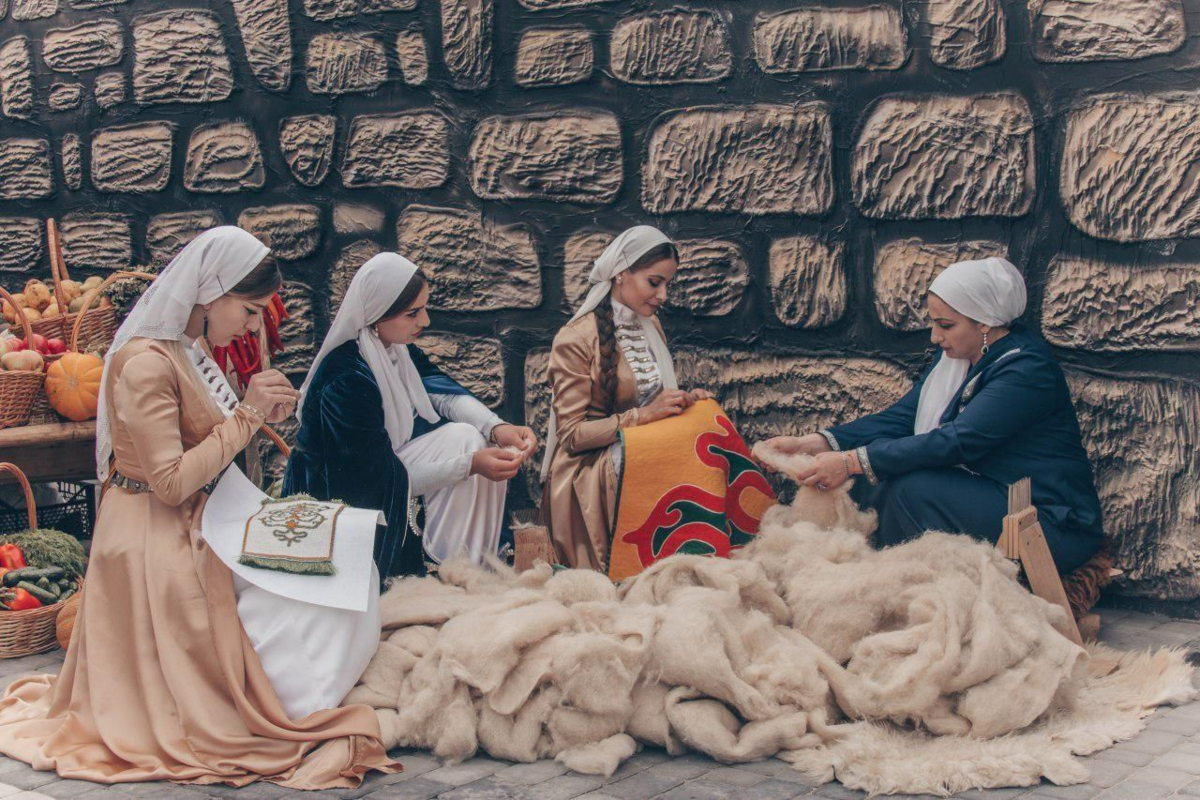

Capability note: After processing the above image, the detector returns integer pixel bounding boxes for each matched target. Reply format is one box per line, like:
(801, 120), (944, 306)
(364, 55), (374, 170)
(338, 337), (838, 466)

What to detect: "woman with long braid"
(542, 226), (713, 571)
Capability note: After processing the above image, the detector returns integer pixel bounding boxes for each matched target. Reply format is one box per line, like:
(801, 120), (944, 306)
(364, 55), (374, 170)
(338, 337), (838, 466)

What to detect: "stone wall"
(2, 0), (1199, 610)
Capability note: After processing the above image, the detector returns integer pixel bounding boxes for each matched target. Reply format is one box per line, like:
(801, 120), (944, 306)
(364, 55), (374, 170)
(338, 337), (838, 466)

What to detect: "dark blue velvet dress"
(826, 326), (1104, 574)
(283, 340), (471, 579)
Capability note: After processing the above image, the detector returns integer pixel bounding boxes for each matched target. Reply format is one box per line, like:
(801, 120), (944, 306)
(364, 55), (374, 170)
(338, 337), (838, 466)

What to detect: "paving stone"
(596, 770), (683, 798)
(700, 767), (766, 787)
(492, 761), (569, 786)
(1136, 765), (1196, 788)
(436, 777), (528, 799)
(522, 775), (605, 800)
(657, 778), (740, 800)
(0, 762), (58, 792)
(597, 757), (653, 784)
(955, 789), (1031, 799)
(1025, 781), (1101, 798)
(1181, 779), (1200, 796)
(370, 777), (454, 799)
(1094, 781), (1172, 799)
(1146, 713), (1200, 736)
(0, 782), (25, 798)
(812, 784), (868, 799)
(645, 760), (713, 782)
(423, 760), (506, 787)
(1081, 757), (1138, 787)
(35, 781), (108, 799)
(1111, 730), (1185, 755)
(1150, 750), (1200, 773)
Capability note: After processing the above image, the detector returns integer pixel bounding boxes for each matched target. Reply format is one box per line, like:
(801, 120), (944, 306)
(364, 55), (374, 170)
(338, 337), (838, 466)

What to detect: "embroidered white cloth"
(240, 497), (346, 576)
(202, 466), (383, 612)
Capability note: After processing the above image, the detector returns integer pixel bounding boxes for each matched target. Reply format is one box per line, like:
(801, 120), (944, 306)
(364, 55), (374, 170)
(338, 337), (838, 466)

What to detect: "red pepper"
(0, 544), (27, 571)
(2, 588), (42, 611)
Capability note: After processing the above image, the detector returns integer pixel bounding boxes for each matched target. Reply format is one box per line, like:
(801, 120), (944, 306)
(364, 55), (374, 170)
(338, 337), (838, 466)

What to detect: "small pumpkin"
(45, 352), (104, 421)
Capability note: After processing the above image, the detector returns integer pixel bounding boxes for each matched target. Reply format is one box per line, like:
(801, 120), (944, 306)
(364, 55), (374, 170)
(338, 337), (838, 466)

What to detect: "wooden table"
(0, 421), (97, 484)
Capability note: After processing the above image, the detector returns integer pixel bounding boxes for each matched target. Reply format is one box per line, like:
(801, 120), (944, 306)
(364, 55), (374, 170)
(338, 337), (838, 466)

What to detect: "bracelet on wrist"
(240, 402), (267, 420)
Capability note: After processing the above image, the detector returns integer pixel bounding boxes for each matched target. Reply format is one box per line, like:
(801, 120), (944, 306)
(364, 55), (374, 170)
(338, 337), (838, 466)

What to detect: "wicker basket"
(68, 269), (156, 355)
(0, 462), (81, 658)
(0, 287), (46, 430)
(29, 219), (120, 353)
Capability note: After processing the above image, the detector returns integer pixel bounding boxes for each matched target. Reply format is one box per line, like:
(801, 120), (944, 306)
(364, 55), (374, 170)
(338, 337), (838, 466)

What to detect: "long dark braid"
(594, 298), (620, 414)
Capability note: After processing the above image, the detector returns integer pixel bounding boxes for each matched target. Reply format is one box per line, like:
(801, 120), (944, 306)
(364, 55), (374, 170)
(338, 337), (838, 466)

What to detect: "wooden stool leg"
(1019, 521), (1083, 646)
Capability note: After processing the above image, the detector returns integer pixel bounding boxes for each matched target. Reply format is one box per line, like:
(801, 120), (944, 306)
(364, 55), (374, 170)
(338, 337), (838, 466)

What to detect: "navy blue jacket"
(283, 340), (471, 578)
(827, 327), (1105, 544)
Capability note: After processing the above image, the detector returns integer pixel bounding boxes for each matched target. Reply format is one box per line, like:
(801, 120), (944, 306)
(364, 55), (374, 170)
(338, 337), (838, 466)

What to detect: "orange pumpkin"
(45, 352), (105, 421)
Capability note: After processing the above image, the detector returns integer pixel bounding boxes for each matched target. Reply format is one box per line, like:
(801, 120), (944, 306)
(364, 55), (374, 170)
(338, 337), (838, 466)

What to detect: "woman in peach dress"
(0, 227), (399, 790)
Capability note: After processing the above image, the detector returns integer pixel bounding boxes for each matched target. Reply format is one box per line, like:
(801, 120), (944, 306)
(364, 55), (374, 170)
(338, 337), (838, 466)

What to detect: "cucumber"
(3, 567), (63, 587)
(36, 577), (50, 591)
(16, 581), (57, 605)
(58, 588), (76, 604)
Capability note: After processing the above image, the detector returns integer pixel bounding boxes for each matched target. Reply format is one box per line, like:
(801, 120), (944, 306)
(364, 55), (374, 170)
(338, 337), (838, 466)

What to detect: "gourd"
(44, 352), (104, 421)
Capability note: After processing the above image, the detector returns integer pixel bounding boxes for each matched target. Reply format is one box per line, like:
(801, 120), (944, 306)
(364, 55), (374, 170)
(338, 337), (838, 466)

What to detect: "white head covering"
(298, 253), (438, 456)
(96, 226), (270, 481)
(540, 225), (680, 480)
(914, 257), (1027, 435)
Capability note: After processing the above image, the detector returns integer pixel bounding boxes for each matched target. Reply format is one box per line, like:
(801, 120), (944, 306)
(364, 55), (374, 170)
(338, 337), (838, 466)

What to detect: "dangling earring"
(980, 330), (990, 356)
(202, 307), (209, 340)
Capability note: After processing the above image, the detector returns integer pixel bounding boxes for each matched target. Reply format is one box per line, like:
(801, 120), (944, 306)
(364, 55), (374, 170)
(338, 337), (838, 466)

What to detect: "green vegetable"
(0, 530), (86, 581)
(2, 566), (64, 587)
(58, 588), (76, 604)
(17, 581), (58, 605)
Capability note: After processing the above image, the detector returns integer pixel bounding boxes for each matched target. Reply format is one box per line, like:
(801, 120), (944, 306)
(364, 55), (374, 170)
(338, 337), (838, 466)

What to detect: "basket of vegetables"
(0, 287), (46, 430)
(0, 462), (86, 658)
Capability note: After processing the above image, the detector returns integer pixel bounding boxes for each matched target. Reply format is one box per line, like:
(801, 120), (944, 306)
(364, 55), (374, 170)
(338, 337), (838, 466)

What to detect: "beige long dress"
(0, 338), (399, 789)
(545, 312), (665, 571)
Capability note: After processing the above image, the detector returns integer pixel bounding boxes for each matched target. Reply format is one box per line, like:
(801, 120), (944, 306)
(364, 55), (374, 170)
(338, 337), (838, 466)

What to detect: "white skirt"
(233, 565), (382, 720)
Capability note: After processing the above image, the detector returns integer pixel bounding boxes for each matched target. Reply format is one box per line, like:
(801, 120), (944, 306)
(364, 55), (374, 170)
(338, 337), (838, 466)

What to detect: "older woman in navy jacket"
(764, 258), (1104, 575)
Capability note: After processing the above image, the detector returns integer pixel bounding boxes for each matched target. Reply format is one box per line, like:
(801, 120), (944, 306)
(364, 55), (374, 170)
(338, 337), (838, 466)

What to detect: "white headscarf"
(298, 252), (438, 455)
(541, 225), (680, 480)
(96, 227), (270, 481)
(914, 256), (1027, 435)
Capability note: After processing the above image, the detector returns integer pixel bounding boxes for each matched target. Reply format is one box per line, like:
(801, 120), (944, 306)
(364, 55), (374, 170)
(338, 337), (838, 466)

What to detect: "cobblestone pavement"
(0, 608), (1195, 799)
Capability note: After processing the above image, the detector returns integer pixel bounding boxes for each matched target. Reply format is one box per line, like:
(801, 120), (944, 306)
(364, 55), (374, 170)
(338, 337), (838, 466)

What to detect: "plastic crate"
(0, 482), (94, 539)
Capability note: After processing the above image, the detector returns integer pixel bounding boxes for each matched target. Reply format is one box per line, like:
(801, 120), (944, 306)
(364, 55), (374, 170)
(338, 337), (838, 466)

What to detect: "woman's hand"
(244, 369), (300, 421)
(755, 434), (832, 472)
(471, 447), (524, 482)
(689, 389), (715, 402)
(637, 389), (694, 424)
(796, 451), (859, 491)
(491, 424), (538, 459)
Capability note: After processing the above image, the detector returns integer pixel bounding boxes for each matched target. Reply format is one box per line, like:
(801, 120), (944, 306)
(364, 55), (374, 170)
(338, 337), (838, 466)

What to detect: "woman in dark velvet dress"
(284, 253), (536, 578)
(764, 257), (1104, 575)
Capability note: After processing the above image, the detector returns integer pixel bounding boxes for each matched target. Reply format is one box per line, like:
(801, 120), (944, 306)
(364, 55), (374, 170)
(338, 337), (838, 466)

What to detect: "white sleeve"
(430, 393), (505, 440)
(400, 450), (473, 497)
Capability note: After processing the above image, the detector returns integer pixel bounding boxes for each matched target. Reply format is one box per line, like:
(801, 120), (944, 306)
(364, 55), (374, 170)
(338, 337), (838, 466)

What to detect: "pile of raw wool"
(349, 456), (1196, 796)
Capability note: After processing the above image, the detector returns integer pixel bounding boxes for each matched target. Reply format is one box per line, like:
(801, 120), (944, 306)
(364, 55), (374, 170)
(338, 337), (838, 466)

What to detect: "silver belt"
(111, 470), (221, 495)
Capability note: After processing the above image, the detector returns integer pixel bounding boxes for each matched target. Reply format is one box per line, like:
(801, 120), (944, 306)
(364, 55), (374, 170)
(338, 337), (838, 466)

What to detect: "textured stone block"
(11, 0), (56, 20)
(515, 27), (592, 88)
(230, 0), (293, 91)
(1069, 373), (1200, 601)
(395, 28), (429, 85)
(60, 213), (132, 271)
(133, 10), (234, 105)
(1030, 0), (1184, 63)
(69, 0), (128, 7)
(519, 0), (614, 9)
(470, 111), (622, 203)
(852, 94), (1034, 219)
(43, 20), (123, 72)
(753, 6), (907, 73)
(643, 104), (833, 215)
(237, 205), (322, 261)
(562, 232), (747, 316)
(184, 122), (266, 194)
(0, 37), (34, 119)
(873, 238), (1008, 331)
(769, 237), (846, 328)
(94, 71), (126, 109)
(420, 334), (504, 406)
(302, 0), (355, 20)
(1061, 94), (1200, 242)
(0, 139), (52, 200)
(926, 0), (1006, 70)
(442, 0), (493, 90)
(396, 205), (541, 311)
(362, 0), (416, 11)
(305, 33), (387, 95)
(0, 218), (44, 273)
(611, 10), (732, 85)
(674, 350), (911, 445)
(328, 239), (382, 314)
(48, 82), (83, 111)
(61, 133), (81, 190)
(280, 115), (336, 188)
(1043, 257), (1200, 352)
(334, 203), (385, 235)
(91, 122), (174, 193)
(273, 280), (315, 376)
(341, 112), (450, 189)
(146, 211), (221, 264)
